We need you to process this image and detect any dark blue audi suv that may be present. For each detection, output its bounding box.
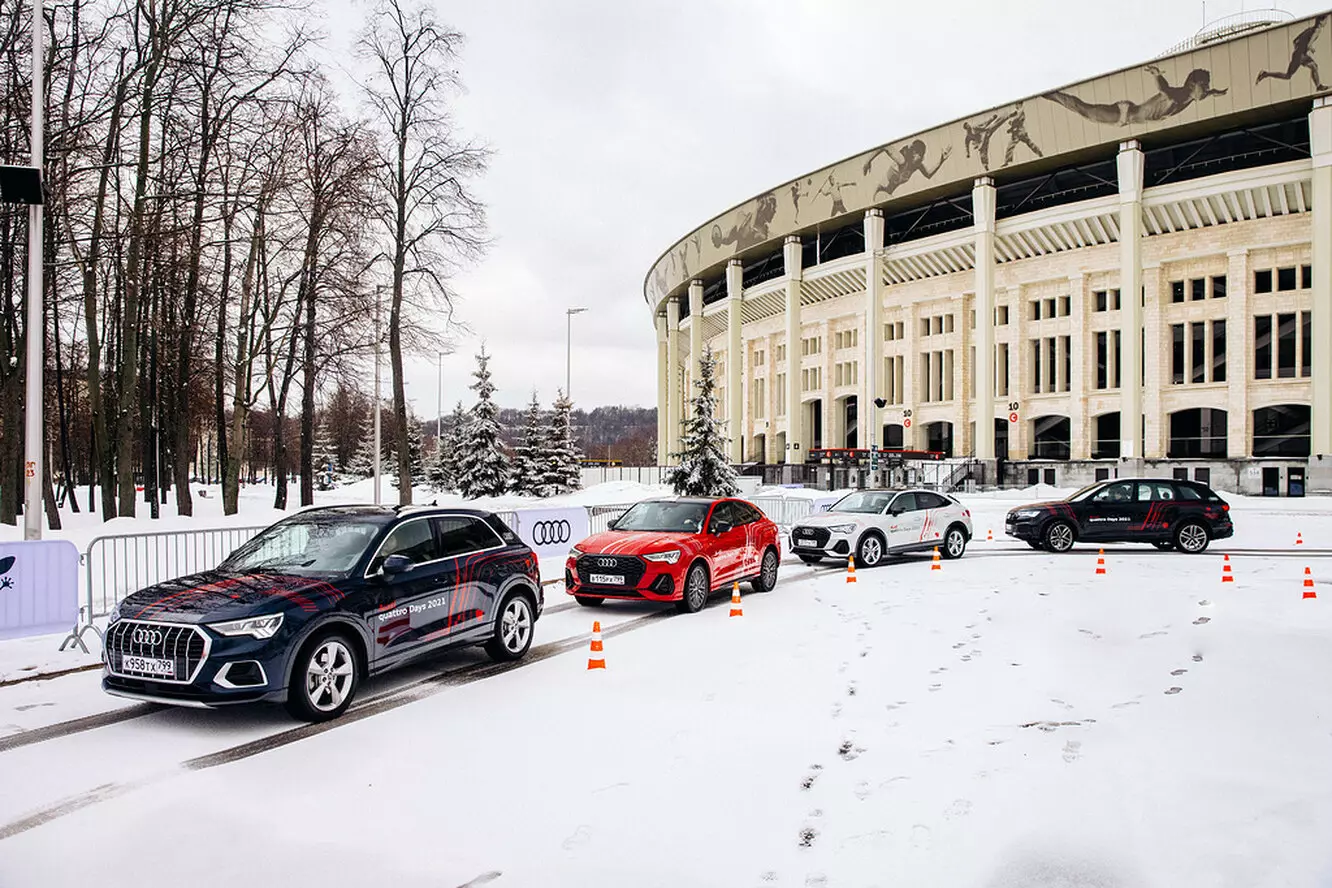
[102,505,542,721]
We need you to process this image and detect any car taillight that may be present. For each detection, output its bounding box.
[1222,503,1229,511]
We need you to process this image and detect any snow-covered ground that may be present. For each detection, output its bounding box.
[2,486,1332,885]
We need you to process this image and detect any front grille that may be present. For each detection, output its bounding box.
[105,620,210,684]
[791,526,831,548]
[576,554,647,587]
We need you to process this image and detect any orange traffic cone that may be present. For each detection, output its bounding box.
[846,555,857,584]
[986,529,993,542]
[1303,567,1317,600]
[587,621,606,669]
[931,547,942,571]
[1221,554,1234,584]
[1095,549,1107,576]
[1296,532,1305,546]
[729,582,743,617]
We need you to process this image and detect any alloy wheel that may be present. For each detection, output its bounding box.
[500,597,533,653]
[761,550,779,589]
[859,535,883,566]
[1177,524,1208,553]
[687,566,708,610]
[1047,523,1074,552]
[305,639,355,713]
[946,529,966,558]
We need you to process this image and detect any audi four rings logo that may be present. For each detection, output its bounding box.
[531,520,572,546]
[132,627,162,645]
[597,557,617,568]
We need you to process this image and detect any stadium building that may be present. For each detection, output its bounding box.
[646,10,1332,495]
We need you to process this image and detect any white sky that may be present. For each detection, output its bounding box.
[322,0,1328,417]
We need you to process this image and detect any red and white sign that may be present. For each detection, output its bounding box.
[1009,412,1019,423]
[904,418,912,428]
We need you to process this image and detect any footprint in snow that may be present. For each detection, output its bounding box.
[561,825,592,851]
[1111,699,1140,709]
[1171,668,1187,676]
[910,824,933,851]
[1199,599,1211,606]
[804,874,828,888]
[838,740,864,761]
[928,683,943,692]
[14,702,54,712]
[797,826,819,848]
[1062,740,1082,763]
[1193,653,1204,662]
[944,798,973,818]
[455,872,502,888]
[800,765,823,790]
[1165,687,1183,695]
[1193,616,1211,625]
[854,781,871,800]
[759,871,778,883]
[830,702,843,719]
[1139,629,1168,639]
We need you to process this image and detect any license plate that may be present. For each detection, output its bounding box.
[589,573,625,585]
[797,538,817,547]
[123,655,174,678]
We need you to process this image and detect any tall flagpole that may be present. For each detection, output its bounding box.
[24,0,44,539]
[373,286,382,505]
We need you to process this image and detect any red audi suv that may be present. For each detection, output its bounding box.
[565,497,782,613]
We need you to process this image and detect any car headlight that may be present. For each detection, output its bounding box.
[208,613,284,639]
[827,524,857,534]
[1011,509,1041,520]
[106,601,122,627]
[569,547,584,559]
[642,549,682,564]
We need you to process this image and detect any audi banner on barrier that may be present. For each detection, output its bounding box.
[510,508,591,559]
[0,540,81,641]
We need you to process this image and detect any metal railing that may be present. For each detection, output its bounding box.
[749,497,816,527]
[586,503,634,534]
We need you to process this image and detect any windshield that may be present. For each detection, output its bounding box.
[829,491,895,514]
[1066,482,1108,502]
[613,501,711,533]
[221,517,383,576]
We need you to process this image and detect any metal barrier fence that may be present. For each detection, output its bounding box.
[749,497,817,527]
[586,503,634,534]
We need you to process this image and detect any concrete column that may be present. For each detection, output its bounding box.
[1118,140,1145,459]
[862,209,885,451]
[688,279,704,391]
[1009,286,1028,460]
[973,178,997,458]
[1310,97,1332,456]
[1226,250,1252,458]
[725,260,744,463]
[784,236,804,460]
[1142,265,1166,458]
[903,300,920,449]
[666,297,681,465]
[1068,274,1089,459]
[656,313,668,464]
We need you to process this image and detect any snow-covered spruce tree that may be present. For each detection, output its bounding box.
[541,389,582,497]
[667,346,738,497]
[509,391,546,496]
[455,348,510,499]
[346,425,377,479]
[313,419,339,490]
[431,401,468,493]
[390,415,426,490]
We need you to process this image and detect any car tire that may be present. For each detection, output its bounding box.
[485,592,536,662]
[285,630,360,723]
[575,595,605,607]
[1174,522,1210,554]
[675,562,710,614]
[1152,541,1175,552]
[798,554,824,565]
[751,547,780,594]
[941,525,968,560]
[856,532,887,568]
[1043,521,1076,553]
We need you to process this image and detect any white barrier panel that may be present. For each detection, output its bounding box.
[812,497,840,513]
[0,541,81,641]
[509,507,592,559]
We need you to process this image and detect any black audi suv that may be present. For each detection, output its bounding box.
[102,505,542,721]
[1005,478,1233,554]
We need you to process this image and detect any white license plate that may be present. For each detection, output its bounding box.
[123,655,175,678]
[797,538,818,547]
[589,573,625,586]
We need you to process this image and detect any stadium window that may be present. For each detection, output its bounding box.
[969,310,976,330]
[1254,315,1272,379]
[922,319,932,337]
[1044,298,1056,319]
[1113,289,1122,310]
[933,316,943,335]
[884,323,894,341]
[1031,339,1042,393]
[1277,312,1297,378]
[1171,280,1185,303]
[1095,290,1107,312]
[1191,278,1206,301]
[1058,295,1070,317]
[1301,264,1313,289]
[1211,274,1226,299]
[1029,301,1040,322]
[1191,322,1206,384]
[1212,319,1226,383]
[1278,267,1298,292]
[1113,330,1122,389]
[1302,311,1312,378]
[897,322,905,338]
[1255,269,1273,293]
[997,306,1009,325]
[945,314,954,334]
[1061,336,1071,392]
[1046,337,1057,394]
[1096,332,1108,390]
[1171,324,1185,385]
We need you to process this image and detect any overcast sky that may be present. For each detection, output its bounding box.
[324,0,1326,417]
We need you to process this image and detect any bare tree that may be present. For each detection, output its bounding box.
[360,0,487,505]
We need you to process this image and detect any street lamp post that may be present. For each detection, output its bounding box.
[565,307,587,398]
[437,352,444,454]
[23,0,44,539]
[373,286,383,505]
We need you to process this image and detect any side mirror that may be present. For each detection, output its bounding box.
[381,554,413,576]
[889,506,904,516]
[607,518,619,530]
[712,520,732,535]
